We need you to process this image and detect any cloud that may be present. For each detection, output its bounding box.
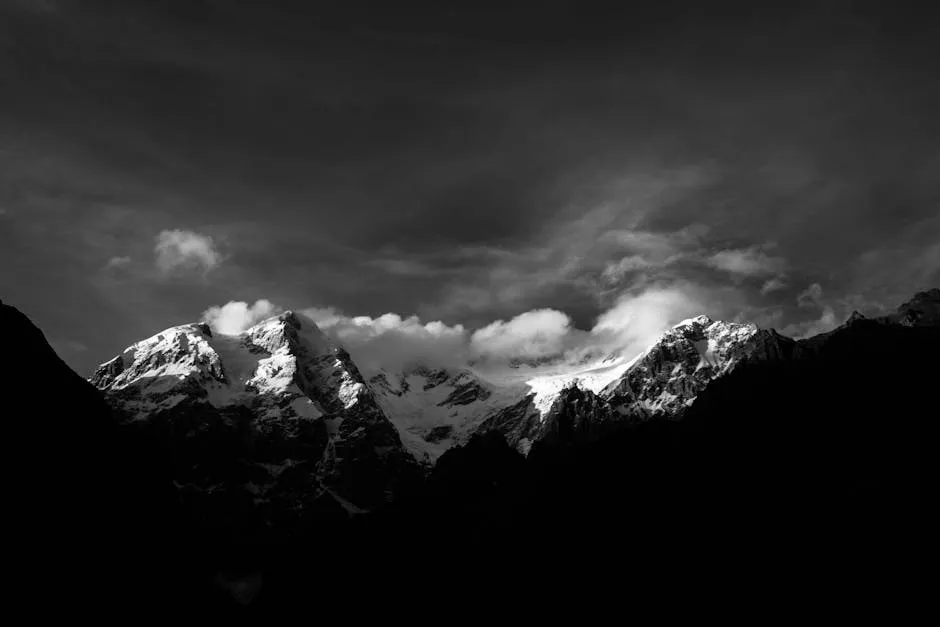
[589,284,709,355]
[601,255,654,285]
[104,255,132,269]
[469,309,579,361]
[197,279,736,373]
[760,277,787,294]
[784,283,840,338]
[796,282,824,308]
[603,224,708,260]
[782,306,839,340]
[302,306,346,329]
[705,246,787,278]
[202,299,279,335]
[306,309,469,371]
[154,229,222,276]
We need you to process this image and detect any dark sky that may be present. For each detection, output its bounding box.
[2,0,939,374]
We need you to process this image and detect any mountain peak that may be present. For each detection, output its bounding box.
[672,314,713,329]
[890,287,940,327]
[90,309,414,516]
[845,310,867,325]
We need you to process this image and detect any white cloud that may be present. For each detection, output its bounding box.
[202,299,279,335]
[469,309,577,361]
[590,284,708,356]
[154,229,222,276]
[705,246,787,278]
[201,282,730,372]
[303,308,469,371]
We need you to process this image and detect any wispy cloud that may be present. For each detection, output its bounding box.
[796,282,824,308]
[104,255,132,269]
[784,282,840,339]
[705,246,787,278]
[760,278,787,295]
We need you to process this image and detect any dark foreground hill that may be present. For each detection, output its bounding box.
[2,300,216,615]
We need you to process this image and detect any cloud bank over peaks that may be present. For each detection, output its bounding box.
[201,282,721,374]
[302,308,470,372]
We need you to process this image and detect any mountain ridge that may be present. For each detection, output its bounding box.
[89,289,940,465]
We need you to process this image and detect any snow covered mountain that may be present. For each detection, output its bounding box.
[88,310,799,467]
[91,311,416,524]
[90,288,940,477]
[599,315,794,418]
[470,316,793,452]
[366,350,636,461]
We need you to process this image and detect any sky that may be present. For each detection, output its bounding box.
[1,1,938,375]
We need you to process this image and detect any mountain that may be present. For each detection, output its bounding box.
[93,290,940,472]
[91,311,418,537]
[599,315,795,418]
[260,290,938,611]
[470,315,794,451]
[85,288,940,536]
[882,287,940,327]
[6,288,937,612]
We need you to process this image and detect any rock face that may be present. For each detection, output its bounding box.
[91,311,416,533]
